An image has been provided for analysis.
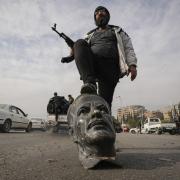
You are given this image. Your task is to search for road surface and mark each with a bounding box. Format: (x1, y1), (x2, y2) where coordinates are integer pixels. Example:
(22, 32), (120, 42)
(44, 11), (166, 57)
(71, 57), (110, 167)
(0, 128), (180, 180)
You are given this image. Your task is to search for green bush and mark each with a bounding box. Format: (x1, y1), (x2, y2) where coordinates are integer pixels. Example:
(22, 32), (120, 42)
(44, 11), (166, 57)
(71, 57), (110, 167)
(127, 119), (140, 128)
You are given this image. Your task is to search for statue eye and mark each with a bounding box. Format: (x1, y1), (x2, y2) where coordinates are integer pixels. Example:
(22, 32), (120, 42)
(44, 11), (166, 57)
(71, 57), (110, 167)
(96, 105), (109, 113)
(77, 106), (90, 116)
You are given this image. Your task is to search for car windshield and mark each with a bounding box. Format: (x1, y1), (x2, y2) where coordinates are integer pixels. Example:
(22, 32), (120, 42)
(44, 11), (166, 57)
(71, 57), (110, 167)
(150, 119), (160, 122)
(0, 104), (8, 110)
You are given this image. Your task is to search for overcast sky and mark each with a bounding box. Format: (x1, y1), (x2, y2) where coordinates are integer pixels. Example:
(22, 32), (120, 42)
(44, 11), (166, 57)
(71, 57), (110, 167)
(0, 0), (180, 118)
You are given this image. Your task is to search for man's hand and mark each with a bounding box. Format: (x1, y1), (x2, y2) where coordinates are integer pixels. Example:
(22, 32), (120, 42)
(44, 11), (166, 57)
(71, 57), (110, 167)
(128, 65), (137, 81)
(61, 48), (74, 63)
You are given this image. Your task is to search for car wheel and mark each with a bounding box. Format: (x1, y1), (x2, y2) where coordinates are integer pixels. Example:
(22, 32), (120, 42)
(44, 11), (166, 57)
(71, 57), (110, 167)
(2, 120), (11, 133)
(131, 130), (136, 134)
(155, 127), (161, 135)
(42, 127), (47, 132)
(157, 129), (162, 135)
(146, 129), (150, 134)
(169, 129), (176, 135)
(26, 123), (32, 132)
(53, 124), (59, 133)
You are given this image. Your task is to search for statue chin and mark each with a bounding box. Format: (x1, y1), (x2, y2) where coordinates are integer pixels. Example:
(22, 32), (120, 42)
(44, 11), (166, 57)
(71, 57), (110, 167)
(78, 136), (116, 169)
(85, 117), (116, 145)
(80, 125), (116, 168)
(85, 128), (115, 145)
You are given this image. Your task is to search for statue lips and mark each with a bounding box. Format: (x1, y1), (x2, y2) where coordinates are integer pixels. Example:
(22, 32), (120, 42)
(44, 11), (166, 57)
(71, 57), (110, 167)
(87, 109), (114, 132)
(85, 117), (116, 146)
(87, 119), (109, 131)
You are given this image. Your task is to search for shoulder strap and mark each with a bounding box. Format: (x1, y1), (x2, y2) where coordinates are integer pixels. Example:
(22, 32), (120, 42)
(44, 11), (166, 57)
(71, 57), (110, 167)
(86, 28), (97, 35)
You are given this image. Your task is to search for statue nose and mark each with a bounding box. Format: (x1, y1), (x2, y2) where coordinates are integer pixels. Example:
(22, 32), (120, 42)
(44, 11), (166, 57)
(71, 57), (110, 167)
(92, 110), (102, 118)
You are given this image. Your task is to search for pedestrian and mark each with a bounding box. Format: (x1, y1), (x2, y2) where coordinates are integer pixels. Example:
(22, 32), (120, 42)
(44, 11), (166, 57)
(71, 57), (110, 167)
(52, 92), (61, 121)
(62, 6), (137, 110)
(68, 94), (74, 104)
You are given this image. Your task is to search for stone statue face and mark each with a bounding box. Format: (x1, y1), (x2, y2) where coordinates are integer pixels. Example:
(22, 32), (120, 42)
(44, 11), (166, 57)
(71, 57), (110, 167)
(67, 94), (116, 168)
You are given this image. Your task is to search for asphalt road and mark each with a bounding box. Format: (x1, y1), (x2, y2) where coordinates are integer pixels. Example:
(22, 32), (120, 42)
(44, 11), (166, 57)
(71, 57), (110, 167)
(0, 128), (180, 180)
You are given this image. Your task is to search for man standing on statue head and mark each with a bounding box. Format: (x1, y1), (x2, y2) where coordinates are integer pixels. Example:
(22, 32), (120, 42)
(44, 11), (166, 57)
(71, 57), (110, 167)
(62, 6), (137, 110)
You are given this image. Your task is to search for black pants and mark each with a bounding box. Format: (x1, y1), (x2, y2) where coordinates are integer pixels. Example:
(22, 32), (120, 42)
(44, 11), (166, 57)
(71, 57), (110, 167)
(74, 39), (120, 109)
(55, 111), (59, 121)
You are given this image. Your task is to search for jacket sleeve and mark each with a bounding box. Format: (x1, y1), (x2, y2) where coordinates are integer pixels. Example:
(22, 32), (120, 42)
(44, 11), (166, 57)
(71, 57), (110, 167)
(120, 30), (137, 67)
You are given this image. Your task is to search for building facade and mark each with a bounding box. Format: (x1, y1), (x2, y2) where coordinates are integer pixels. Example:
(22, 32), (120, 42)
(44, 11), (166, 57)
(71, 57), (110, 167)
(117, 102), (180, 124)
(117, 105), (146, 124)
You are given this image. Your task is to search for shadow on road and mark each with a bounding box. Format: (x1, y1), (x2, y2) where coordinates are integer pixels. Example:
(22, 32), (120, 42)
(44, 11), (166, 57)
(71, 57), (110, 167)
(46, 125), (70, 136)
(114, 151), (180, 170)
(88, 152), (180, 170)
(91, 160), (122, 170)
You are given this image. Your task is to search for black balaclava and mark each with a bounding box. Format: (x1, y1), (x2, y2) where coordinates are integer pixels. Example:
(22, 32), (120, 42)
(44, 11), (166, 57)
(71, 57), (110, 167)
(94, 6), (110, 28)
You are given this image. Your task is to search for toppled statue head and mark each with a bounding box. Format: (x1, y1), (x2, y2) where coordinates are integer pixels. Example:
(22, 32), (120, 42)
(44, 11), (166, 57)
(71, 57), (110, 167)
(67, 94), (116, 169)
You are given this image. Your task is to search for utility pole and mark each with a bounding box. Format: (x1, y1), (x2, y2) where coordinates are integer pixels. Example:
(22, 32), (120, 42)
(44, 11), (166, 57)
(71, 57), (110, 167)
(140, 108), (144, 134)
(116, 96), (123, 125)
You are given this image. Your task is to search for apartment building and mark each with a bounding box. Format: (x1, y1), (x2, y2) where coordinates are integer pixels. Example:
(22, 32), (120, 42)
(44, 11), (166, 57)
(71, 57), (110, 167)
(117, 105), (146, 123)
(144, 110), (164, 120)
(117, 102), (180, 123)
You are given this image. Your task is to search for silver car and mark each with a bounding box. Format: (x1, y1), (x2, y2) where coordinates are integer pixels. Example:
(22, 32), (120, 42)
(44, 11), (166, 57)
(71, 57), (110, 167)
(0, 104), (32, 133)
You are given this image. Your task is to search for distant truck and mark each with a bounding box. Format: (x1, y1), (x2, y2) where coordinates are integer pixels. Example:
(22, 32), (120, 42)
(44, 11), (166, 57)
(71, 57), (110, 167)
(46, 96), (69, 132)
(130, 117), (177, 135)
(161, 122), (177, 135)
(47, 114), (67, 125)
(143, 117), (162, 134)
(47, 114), (68, 132)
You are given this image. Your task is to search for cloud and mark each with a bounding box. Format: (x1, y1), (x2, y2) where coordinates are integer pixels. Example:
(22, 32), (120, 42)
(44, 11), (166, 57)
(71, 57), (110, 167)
(0, 0), (180, 118)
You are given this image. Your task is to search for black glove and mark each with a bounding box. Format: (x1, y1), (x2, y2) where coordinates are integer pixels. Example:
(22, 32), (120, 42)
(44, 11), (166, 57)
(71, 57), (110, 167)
(61, 55), (74, 63)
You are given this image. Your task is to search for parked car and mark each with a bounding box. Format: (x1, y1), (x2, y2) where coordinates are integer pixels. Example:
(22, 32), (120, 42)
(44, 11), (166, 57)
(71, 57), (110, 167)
(31, 118), (47, 131)
(143, 117), (176, 134)
(123, 126), (130, 132)
(129, 127), (139, 134)
(129, 117), (163, 135)
(161, 123), (177, 135)
(121, 124), (130, 132)
(143, 117), (162, 133)
(129, 127), (147, 134)
(0, 104), (32, 133)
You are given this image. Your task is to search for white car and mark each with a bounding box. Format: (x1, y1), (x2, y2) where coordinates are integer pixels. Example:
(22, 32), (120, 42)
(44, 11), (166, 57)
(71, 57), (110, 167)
(31, 118), (47, 131)
(129, 128), (146, 134)
(129, 128), (140, 134)
(0, 104), (32, 133)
